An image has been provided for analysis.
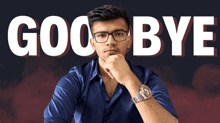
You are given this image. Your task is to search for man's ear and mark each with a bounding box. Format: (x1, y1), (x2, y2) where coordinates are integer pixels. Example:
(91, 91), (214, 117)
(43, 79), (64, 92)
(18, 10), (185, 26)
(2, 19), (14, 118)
(126, 35), (132, 49)
(90, 38), (96, 51)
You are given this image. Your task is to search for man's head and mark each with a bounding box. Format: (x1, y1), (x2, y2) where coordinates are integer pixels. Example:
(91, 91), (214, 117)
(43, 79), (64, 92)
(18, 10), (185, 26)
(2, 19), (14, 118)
(88, 5), (132, 62)
(87, 5), (130, 34)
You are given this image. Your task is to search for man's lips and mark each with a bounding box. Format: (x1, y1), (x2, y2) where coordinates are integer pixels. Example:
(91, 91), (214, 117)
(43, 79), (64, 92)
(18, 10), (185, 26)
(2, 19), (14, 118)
(105, 49), (118, 52)
(104, 49), (119, 54)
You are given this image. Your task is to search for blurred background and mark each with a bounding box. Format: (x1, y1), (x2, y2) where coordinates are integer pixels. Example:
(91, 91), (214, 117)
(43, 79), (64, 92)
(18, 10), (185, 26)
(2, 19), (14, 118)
(0, 1), (219, 123)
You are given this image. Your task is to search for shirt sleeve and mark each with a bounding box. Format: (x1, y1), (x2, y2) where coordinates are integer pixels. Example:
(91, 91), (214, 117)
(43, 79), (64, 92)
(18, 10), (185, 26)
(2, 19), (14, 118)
(146, 70), (178, 119)
(44, 70), (82, 123)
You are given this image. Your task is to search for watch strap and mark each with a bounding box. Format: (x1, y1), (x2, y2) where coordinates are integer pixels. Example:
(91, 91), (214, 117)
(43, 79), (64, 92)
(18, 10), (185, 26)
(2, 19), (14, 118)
(132, 92), (147, 103)
(131, 85), (152, 104)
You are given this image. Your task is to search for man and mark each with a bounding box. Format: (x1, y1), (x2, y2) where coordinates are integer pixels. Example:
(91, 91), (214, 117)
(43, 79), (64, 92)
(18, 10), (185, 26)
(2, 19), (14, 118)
(44, 5), (178, 123)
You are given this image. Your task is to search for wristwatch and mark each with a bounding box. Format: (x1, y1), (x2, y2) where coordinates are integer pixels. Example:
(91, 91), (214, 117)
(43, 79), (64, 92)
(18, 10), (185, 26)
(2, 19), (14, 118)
(132, 85), (152, 104)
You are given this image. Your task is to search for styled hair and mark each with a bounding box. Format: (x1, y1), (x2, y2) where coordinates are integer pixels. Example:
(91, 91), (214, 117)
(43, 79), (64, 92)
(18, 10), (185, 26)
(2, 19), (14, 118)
(87, 5), (130, 34)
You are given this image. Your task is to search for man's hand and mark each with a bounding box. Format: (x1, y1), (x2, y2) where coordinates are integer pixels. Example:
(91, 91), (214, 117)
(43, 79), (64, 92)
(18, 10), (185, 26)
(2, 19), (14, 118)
(102, 54), (134, 85)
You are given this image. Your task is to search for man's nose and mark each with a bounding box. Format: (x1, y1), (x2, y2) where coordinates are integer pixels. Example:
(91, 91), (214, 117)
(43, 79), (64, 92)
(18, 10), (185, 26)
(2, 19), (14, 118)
(106, 34), (116, 45)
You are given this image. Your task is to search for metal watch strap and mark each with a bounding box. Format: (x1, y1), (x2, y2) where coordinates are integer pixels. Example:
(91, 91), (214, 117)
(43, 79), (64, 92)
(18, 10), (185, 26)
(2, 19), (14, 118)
(131, 85), (151, 104)
(132, 92), (147, 104)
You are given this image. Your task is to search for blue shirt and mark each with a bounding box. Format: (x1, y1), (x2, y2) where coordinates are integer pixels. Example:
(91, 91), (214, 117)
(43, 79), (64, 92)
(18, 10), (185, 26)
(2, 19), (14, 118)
(44, 58), (178, 123)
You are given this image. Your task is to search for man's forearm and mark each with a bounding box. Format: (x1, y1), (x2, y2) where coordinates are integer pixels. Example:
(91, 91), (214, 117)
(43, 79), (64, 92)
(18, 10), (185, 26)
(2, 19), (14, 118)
(101, 54), (178, 122)
(124, 73), (178, 123)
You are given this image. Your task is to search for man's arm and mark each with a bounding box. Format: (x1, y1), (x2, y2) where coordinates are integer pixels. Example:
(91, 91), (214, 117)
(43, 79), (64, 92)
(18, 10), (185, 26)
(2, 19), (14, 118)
(44, 71), (81, 123)
(102, 54), (178, 123)
(124, 73), (178, 123)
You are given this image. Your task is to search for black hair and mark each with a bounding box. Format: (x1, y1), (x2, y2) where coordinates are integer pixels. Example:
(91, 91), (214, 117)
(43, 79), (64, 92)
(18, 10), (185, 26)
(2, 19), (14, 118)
(87, 5), (130, 34)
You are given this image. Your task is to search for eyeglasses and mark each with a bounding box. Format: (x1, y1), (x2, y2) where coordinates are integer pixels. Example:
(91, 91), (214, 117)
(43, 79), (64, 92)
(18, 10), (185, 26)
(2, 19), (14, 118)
(93, 30), (128, 43)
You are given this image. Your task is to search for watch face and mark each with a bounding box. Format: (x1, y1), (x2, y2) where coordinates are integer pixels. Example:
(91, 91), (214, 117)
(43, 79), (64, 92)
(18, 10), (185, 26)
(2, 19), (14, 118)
(141, 85), (152, 97)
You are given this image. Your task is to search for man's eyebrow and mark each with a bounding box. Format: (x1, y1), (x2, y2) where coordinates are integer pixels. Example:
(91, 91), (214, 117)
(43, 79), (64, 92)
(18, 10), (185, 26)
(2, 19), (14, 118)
(94, 31), (109, 34)
(94, 29), (127, 34)
(113, 29), (127, 32)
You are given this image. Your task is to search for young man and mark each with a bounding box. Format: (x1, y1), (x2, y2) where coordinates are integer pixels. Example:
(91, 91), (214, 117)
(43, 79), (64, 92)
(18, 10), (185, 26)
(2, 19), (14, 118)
(44, 5), (178, 123)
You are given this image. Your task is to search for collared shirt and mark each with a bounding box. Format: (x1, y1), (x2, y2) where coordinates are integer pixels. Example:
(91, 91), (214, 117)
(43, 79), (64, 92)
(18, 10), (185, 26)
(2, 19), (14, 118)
(44, 58), (178, 123)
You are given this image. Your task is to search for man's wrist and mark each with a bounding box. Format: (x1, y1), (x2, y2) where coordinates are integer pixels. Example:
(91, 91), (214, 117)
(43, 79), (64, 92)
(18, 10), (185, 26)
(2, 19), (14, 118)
(122, 72), (139, 87)
(123, 73), (143, 97)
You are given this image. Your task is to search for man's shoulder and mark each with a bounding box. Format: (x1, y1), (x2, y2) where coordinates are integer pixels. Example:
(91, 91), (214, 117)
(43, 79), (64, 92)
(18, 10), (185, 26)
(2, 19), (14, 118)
(128, 61), (154, 76)
(128, 61), (159, 85)
(68, 59), (97, 74)
(62, 58), (97, 82)
(57, 59), (97, 88)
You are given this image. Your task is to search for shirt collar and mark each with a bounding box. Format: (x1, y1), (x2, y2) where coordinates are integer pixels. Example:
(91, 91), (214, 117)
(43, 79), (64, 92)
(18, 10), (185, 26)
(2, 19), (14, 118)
(89, 58), (99, 82)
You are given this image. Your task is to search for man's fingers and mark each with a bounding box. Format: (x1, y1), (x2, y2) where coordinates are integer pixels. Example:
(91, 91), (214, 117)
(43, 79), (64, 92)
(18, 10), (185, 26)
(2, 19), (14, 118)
(105, 69), (114, 79)
(105, 54), (122, 62)
(102, 54), (124, 79)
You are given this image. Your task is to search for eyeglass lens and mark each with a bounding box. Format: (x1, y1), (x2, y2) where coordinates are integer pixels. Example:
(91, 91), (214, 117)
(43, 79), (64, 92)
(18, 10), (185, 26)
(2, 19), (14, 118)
(94, 31), (127, 43)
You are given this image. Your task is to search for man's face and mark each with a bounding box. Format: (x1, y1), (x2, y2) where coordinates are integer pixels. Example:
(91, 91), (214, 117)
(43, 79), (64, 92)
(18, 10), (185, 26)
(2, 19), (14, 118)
(90, 18), (132, 62)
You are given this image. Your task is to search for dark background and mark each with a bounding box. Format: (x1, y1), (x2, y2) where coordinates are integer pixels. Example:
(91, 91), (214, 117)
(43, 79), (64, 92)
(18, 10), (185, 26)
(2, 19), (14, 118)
(0, 1), (219, 123)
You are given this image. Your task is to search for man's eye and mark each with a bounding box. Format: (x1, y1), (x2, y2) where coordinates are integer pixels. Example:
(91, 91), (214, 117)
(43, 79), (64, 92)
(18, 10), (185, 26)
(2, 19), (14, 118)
(97, 33), (107, 38)
(115, 33), (123, 37)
